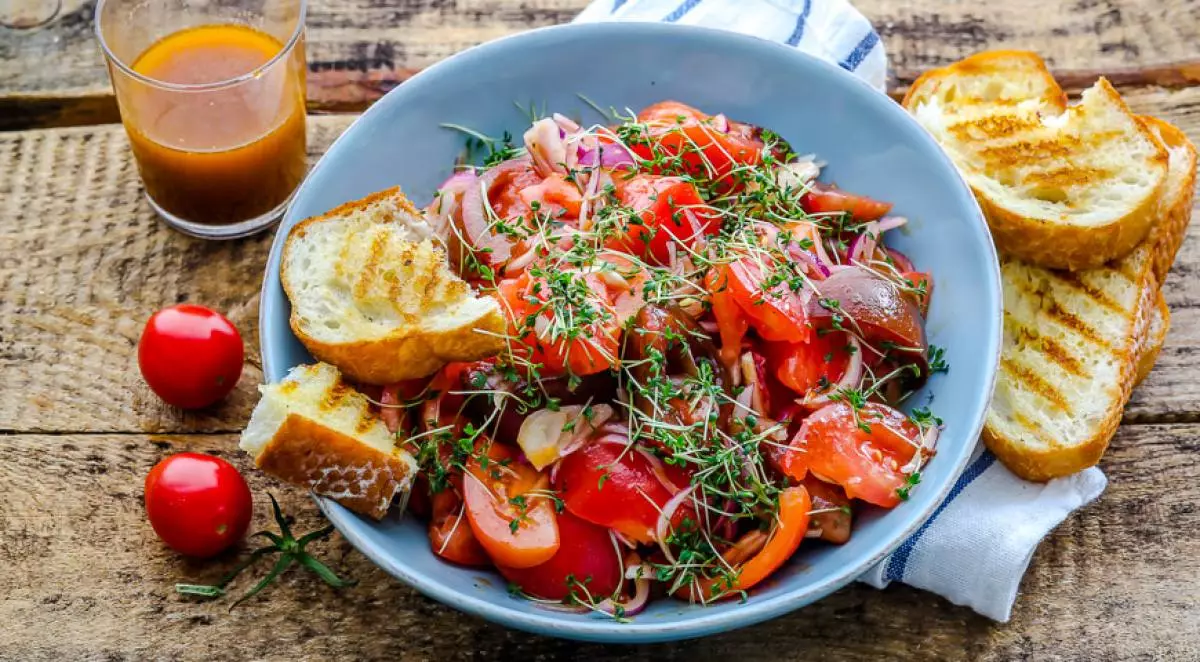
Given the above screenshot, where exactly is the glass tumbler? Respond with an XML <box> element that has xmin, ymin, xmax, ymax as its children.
<box><xmin>96</xmin><ymin>0</ymin><xmax>308</xmax><ymax>239</ymax></box>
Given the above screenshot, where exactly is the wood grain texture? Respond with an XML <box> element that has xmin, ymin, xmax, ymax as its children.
<box><xmin>4</xmin><ymin>0</ymin><xmax>1200</xmax><ymax>129</ymax></box>
<box><xmin>2</xmin><ymin>423</ymin><xmax>1197</xmax><ymax>660</ymax></box>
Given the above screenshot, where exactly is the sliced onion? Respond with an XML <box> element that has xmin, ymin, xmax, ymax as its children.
<box><xmin>635</xmin><ymin>447</ymin><xmax>682</xmax><ymax>496</ymax></box>
<box><xmin>709</xmin><ymin>113</ymin><xmax>729</xmax><ymax>133</ymax></box>
<box><xmin>595</xmin><ymin>570</ymin><xmax>652</xmax><ymax>617</ymax></box>
<box><xmin>428</xmin><ymin>170</ymin><xmax>477</xmax><ymax>239</ymax></box>
<box><xmin>900</xmin><ymin>423</ymin><xmax>941</xmax><ymax>475</ymax></box>
<box><xmin>577</xmin><ymin>143</ymin><xmax>637</xmax><ymax>170</ymax></box>
<box><xmin>458</xmin><ymin>158</ymin><xmax>531</xmax><ymax>266</ymax></box>
<box><xmin>847</xmin><ymin>221</ymin><xmax>879</xmax><ymax>264</ymax></box>
<box><xmin>524</xmin><ymin>118</ymin><xmax>568</xmax><ymax>177</ymax></box>
<box><xmin>875</xmin><ymin>215</ymin><xmax>908</xmax><ymax>233</ymax></box>
<box><xmin>800</xmin><ymin>336</ymin><xmax>864</xmax><ymax>408</ymax></box>
<box><xmin>553</xmin><ymin>112</ymin><xmax>581</xmax><ymax>134</ymax></box>
<box><xmin>655</xmin><ymin>484</ymin><xmax>697</xmax><ymax>563</ymax></box>
<box><xmin>516</xmin><ymin>404</ymin><xmax>614</xmax><ymax>470</ymax></box>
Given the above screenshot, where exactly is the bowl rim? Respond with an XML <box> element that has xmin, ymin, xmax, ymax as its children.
<box><xmin>259</xmin><ymin>20</ymin><xmax>1001</xmax><ymax>643</ymax></box>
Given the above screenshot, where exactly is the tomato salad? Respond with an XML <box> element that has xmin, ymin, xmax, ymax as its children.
<box><xmin>384</xmin><ymin>101</ymin><xmax>944</xmax><ymax>618</ymax></box>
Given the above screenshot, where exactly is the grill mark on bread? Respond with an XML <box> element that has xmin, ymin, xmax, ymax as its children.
<box><xmin>1042</xmin><ymin>301</ymin><xmax>1111</xmax><ymax>350</ymax></box>
<box><xmin>1000</xmin><ymin>358</ymin><xmax>1072</xmax><ymax>414</ymax></box>
<box><xmin>1010</xmin><ymin>410</ymin><xmax>1058</xmax><ymax>447</ymax></box>
<box><xmin>1054</xmin><ymin>272</ymin><xmax>1125</xmax><ymax>314</ymax></box>
<box><xmin>948</xmin><ymin>114</ymin><xmax>1040</xmax><ymax>141</ymax></box>
<box><xmin>1022</xmin><ymin>166</ymin><xmax>1111</xmax><ymax>188</ymax></box>
<box><xmin>354</xmin><ymin>230</ymin><xmax>388</xmax><ymax>301</ymax></box>
<box><xmin>1002</xmin><ymin>313</ymin><xmax>1088</xmax><ymax>378</ymax></box>
<box><xmin>978</xmin><ymin>137</ymin><xmax>1079</xmax><ymax>163</ymax></box>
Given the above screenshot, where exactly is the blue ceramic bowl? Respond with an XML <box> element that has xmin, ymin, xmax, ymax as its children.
<box><xmin>260</xmin><ymin>22</ymin><xmax>1000</xmax><ymax>643</ymax></box>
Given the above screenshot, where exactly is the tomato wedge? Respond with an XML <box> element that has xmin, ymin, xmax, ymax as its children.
<box><xmin>519</xmin><ymin>172</ymin><xmax>583</xmax><ymax>219</ymax></box>
<box><xmin>768</xmin><ymin>331</ymin><xmax>852</xmax><ymax>397</ymax></box>
<box><xmin>902</xmin><ymin>271</ymin><xmax>933</xmax><ymax>317</ymax></box>
<box><xmin>555</xmin><ymin>441</ymin><xmax>690</xmax><ymax>544</ymax></box>
<box><xmin>724</xmin><ymin>260</ymin><xmax>811</xmax><ymax>343</ymax></box>
<box><xmin>793</xmin><ymin>402</ymin><xmax>920</xmax><ymax>507</ymax></box>
<box><xmin>705</xmin><ymin>268</ymin><xmax>748</xmax><ymax>367</ymax></box>
<box><xmin>498</xmin><ymin>510</ymin><xmax>622</xmax><ymax>601</ymax></box>
<box><xmin>496</xmin><ymin>272</ymin><xmax>621</xmax><ymax>377</ymax></box>
<box><xmin>463</xmin><ymin>442</ymin><xmax>560</xmax><ymax>568</ymax></box>
<box><xmin>685</xmin><ymin>486</ymin><xmax>811</xmax><ymax>601</ymax></box>
<box><xmin>429</xmin><ymin>479</ymin><xmax>490</xmax><ymax>567</ymax></box>
<box><xmin>607</xmin><ymin>174</ymin><xmax>720</xmax><ymax>265</ymax></box>
<box><xmin>800</xmin><ymin>183</ymin><xmax>892</xmax><ymax>221</ymax></box>
<box><xmin>633</xmin><ymin>101</ymin><xmax>763</xmax><ymax>185</ymax></box>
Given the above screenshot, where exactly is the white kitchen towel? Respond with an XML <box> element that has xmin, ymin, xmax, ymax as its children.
<box><xmin>575</xmin><ymin>0</ymin><xmax>888</xmax><ymax>91</ymax></box>
<box><xmin>575</xmin><ymin>0</ymin><xmax>1110</xmax><ymax>622</ymax></box>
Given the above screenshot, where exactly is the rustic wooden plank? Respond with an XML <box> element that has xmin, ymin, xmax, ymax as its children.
<box><xmin>2</xmin><ymin>84</ymin><xmax>1198</xmax><ymax>435</ymax></box>
<box><xmin>4</xmin><ymin>0</ymin><xmax>1200</xmax><ymax>130</ymax></box>
<box><xmin>1</xmin><ymin>423</ymin><xmax>1196</xmax><ymax>659</ymax></box>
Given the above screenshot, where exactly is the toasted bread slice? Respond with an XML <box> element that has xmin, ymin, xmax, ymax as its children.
<box><xmin>983</xmin><ymin>249</ymin><xmax>1157</xmax><ymax>481</ymax></box>
<box><xmin>241</xmin><ymin>362</ymin><xmax>416</xmax><ymax>519</ymax></box>
<box><xmin>1133</xmin><ymin>290</ymin><xmax>1170</xmax><ymax>388</ymax></box>
<box><xmin>907</xmin><ymin>72</ymin><xmax>1169</xmax><ymax>270</ymax></box>
<box><xmin>283</xmin><ymin>187</ymin><xmax>506</xmax><ymax>384</ymax></box>
<box><xmin>902</xmin><ymin>50</ymin><xmax>1066</xmax><ymax>113</ymax></box>
<box><xmin>1138</xmin><ymin>116</ymin><xmax>1198</xmax><ymax>284</ymax></box>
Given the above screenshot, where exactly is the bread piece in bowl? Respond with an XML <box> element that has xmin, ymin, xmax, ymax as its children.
<box><xmin>283</xmin><ymin>187</ymin><xmax>506</xmax><ymax>384</ymax></box>
<box><xmin>241</xmin><ymin>362</ymin><xmax>416</xmax><ymax>519</ymax></box>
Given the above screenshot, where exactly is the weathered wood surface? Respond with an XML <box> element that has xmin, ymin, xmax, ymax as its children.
<box><xmin>2</xmin><ymin>423</ymin><xmax>1197</xmax><ymax>660</ymax></box>
<box><xmin>3</xmin><ymin>0</ymin><xmax>1200</xmax><ymax>129</ymax></box>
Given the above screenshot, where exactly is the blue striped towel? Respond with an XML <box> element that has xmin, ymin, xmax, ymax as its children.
<box><xmin>576</xmin><ymin>0</ymin><xmax>1108</xmax><ymax>622</ymax></box>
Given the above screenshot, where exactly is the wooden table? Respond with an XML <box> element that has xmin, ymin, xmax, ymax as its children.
<box><xmin>2</xmin><ymin>1</ymin><xmax>1199</xmax><ymax>659</ymax></box>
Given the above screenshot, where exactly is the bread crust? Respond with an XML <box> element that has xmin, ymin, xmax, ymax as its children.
<box><xmin>1133</xmin><ymin>290</ymin><xmax>1170</xmax><ymax>388</ymax></box>
<box><xmin>901</xmin><ymin>50</ymin><xmax>1067</xmax><ymax>113</ymax></box>
<box><xmin>255</xmin><ymin>413</ymin><xmax>414</xmax><ymax>519</ymax></box>
<box><xmin>281</xmin><ymin>186</ymin><xmax>506</xmax><ymax>384</ymax></box>
<box><xmin>1138</xmin><ymin>116</ymin><xmax>1197</xmax><ymax>284</ymax></box>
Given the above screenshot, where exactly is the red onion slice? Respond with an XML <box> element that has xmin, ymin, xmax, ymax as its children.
<box><xmin>883</xmin><ymin>247</ymin><xmax>916</xmax><ymax>273</ymax></box>
<box><xmin>577</xmin><ymin>143</ymin><xmax>637</xmax><ymax>170</ymax></box>
<box><xmin>655</xmin><ymin>484</ymin><xmax>697</xmax><ymax>562</ymax></box>
<box><xmin>524</xmin><ymin>118</ymin><xmax>568</xmax><ymax>177</ymax></box>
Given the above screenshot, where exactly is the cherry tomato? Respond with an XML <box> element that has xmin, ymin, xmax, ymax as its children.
<box><xmin>768</xmin><ymin>331</ymin><xmax>852</xmax><ymax>397</ymax></box>
<box><xmin>555</xmin><ymin>441</ymin><xmax>690</xmax><ymax>544</ymax></box>
<box><xmin>608</xmin><ymin>175</ymin><xmax>720</xmax><ymax>265</ymax></box>
<box><xmin>498</xmin><ymin>510</ymin><xmax>622</xmax><ymax>601</ymax></box>
<box><xmin>428</xmin><ymin>479</ymin><xmax>490</xmax><ymax>567</ymax></box>
<box><xmin>800</xmin><ymin>183</ymin><xmax>893</xmax><ymax>221</ymax></box>
<box><xmin>496</xmin><ymin>272</ymin><xmax>621</xmax><ymax>377</ymax></box>
<box><xmin>723</xmin><ymin>260</ymin><xmax>811</xmax><ymax>344</ymax></box>
<box><xmin>144</xmin><ymin>452</ymin><xmax>252</xmax><ymax>558</ymax></box>
<box><xmin>683</xmin><ymin>486</ymin><xmax>810</xmax><ymax>601</ymax></box>
<box><xmin>138</xmin><ymin>304</ymin><xmax>244</xmax><ymax>409</ymax></box>
<box><xmin>463</xmin><ymin>442</ymin><xmax>560</xmax><ymax>569</ymax></box>
<box><xmin>634</xmin><ymin>101</ymin><xmax>763</xmax><ymax>186</ymax></box>
<box><xmin>793</xmin><ymin>402</ymin><xmax>920</xmax><ymax>507</ymax></box>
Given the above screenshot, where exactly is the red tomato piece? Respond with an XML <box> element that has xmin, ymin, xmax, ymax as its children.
<box><xmin>429</xmin><ymin>479</ymin><xmax>490</xmax><ymax>567</ymax></box>
<box><xmin>768</xmin><ymin>331</ymin><xmax>852</xmax><ymax>397</ymax></box>
<box><xmin>633</xmin><ymin>101</ymin><xmax>763</xmax><ymax>186</ymax></box>
<box><xmin>379</xmin><ymin>378</ymin><xmax>426</xmax><ymax>435</ymax></box>
<box><xmin>519</xmin><ymin>173</ymin><xmax>583</xmax><ymax>219</ymax></box>
<box><xmin>705</xmin><ymin>268</ymin><xmax>749</xmax><ymax>367</ymax></box>
<box><xmin>495</xmin><ymin>272</ymin><xmax>621</xmax><ymax>377</ymax></box>
<box><xmin>724</xmin><ymin>260</ymin><xmax>811</xmax><ymax>344</ymax></box>
<box><xmin>607</xmin><ymin>174</ymin><xmax>719</xmax><ymax>265</ymax></box>
<box><xmin>144</xmin><ymin>452</ymin><xmax>252</xmax><ymax>558</ymax></box>
<box><xmin>794</xmin><ymin>402</ymin><xmax>920</xmax><ymax>507</ymax></box>
<box><xmin>902</xmin><ymin>271</ymin><xmax>933</xmax><ymax>317</ymax></box>
<box><xmin>498</xmin><ymin>510</ymin><xmax>622</xmax><ymax>601</ymax></box>
<box><xmin>555</xmin><ymin>441</ymin><xmax>689</xmax><ymax>544</ymax></box>
<box><xmin>138</xmin><ymin>304</ymin><xmax>244</xmax><ymax>409</ymax></box>
<box><xmin>487</xmin><ymin>160</ymin><xmax>544</xmax><ymax>221</ymax></box>
<box><xmin>800</xmin><ymin>183</ymin><xmax>893</xmax><ymax>221</ymax></box>
<box><xmin>463</xmin><ymin>443</ymin><xmax>560</xmax><ymax>569</ymax></box>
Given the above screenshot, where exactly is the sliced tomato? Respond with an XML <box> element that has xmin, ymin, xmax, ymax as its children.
<box><xmin>705</xmin><ymin>268</ymin><xmax>748</xmax><ymax>367</ymax></box>
<box><xmin>429</xmin><ymin>479</ymin><xmax>490</xmax><ymax>567</ymax></box>
<box><xmin>902</xmin><ymin>271</ymin><xmax>933</xmax><ymax>317</ymax></box>
<box><xmin>633</xmin><ymin>101</ymin><xmax>763</xmax><ymax>186</ymax></box>
<box><xmin>496</xmin><ymin>272</ymin><xmax>621</xmax><ymax>377</ymax></box>
<box><xmin>606</xmin><ymin>174</ymin><xmax>720</xmax><ymax>265</ymax></box>
<box><xmin>463</xmin><ymin>442</ymin><xmax>560</xmax><ymax>569</ymax></box>
<box><xmin>555</xmin><ymin>441</ymin><xmax>690</xmax><ymax>544</ymax></box>
<box><xmin>724</xmin><ymin>260</ymin><xmax>811</xmax><ymax>343</ymax></box>
<box><xmin>488</xmin><ymin>160</ymin><xmax>545</xmax><ymax>221</ymax></box>
<box><xmin>519</xmin><ymin>172</ymin><xmax>583</xmax><ymax>219</ymax></box>
<box><xmin>685</xmin><ymin>486</ymin><xmax>811</xmax><ymax>601</ymax></box>
<box><xmin>794</xmin><ymin>402</ymin><xmax>920</xmax><ymax>508</ymax></box>
<box><xmin>800</xmin><ymin>183</ymin><xmax>893</xmax><ymax>221</ymax></box>
<box><xmin>768</xmin><ymin>331</ymin><xmax>852</xmax><ymax>397</ymax></box>
<box><xmin>497</xmin><ymin>510</ymin><xmax>622</xmax><ymax>601</ymax></box>
<box><xmin>804</xmin><ymin>477</ymin><xmax>852</xmax><ymax>544</ymax></box>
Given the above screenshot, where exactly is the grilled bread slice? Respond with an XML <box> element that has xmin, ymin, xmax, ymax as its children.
<box><xmin>1133</xmin><ymin>290</ymin><xmax>1170</xmax><ymax>388</ymax></box>
<box><xmin>241</xmin><ymin>362</ymin><xmax>417</xmax><ymax>519</ymax></box>
<box><xmin>902</xmin><ymin>50</ymin><xmax>1066</xmax><ymax>113</ymax></box>
<box><xmin>984</xmin><ymin>253</ymin><xmax>1158</xmax><ymax>481</ymax></box>
<box><xmin>907</xmin><ymin>71</ymin><xmax>1168</xmax><ymax>270</ymax></box>
<box><xmin>1139</xmin><ymin>116</ymin><xmax>1198</xmax><ymax>284</ymax></box>
<box><xmin>283</xmin><ymin>187</ymin><xmax>506</xmax><ymax>384</ymax></box>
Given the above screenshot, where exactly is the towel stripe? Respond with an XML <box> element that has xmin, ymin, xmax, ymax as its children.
<box><xmin>662</xmin><ymin>0</ymin><xmax>703</xmax><ymax>22</ymax></box>
<box><xmin>884</xmin><ymin>451</ymin><xmax>998</xmax><ymax>582</ymax></box>
<box><xmin>838</xmin><ymin>30</ymin><xmax>879</xmax><ymax>71</ymax></box>
<box><xmin>784</xmin><ymin>0</ymin><xmax>813</xmax><ymax>46</ymax></box>
<box><xmin>612</xmin><ymin>0</ymin><xmax>628</xmax><ymax>10</ymax></box>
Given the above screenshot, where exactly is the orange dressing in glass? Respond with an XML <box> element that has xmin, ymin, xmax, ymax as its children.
<box><xmin>124</xmin><ymin>24</ymin><xmax>306</xmax><ymax>224</ymax></box>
